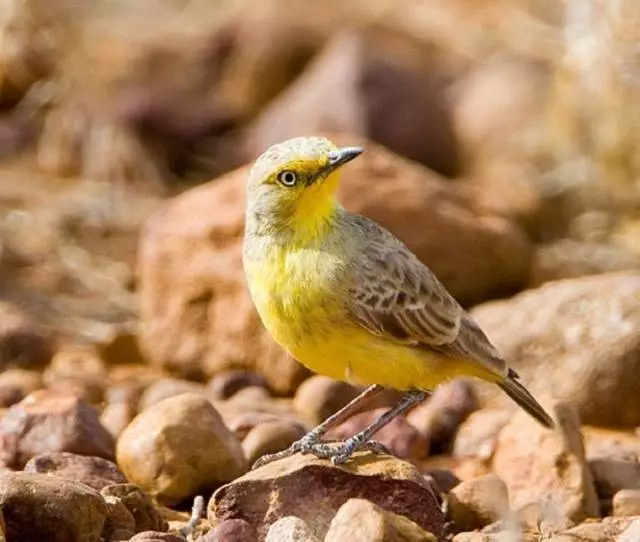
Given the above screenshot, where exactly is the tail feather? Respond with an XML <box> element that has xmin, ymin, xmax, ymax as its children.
<box><xmin>498</xmin><ymin>371</ymin><xmax>555</xmax><ymax>428</ymax></box>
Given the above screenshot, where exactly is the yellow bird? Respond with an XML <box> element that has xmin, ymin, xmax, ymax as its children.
<box><xmin>243</xmin><ymin>136</ymin><xmax>553</xmax><ymax>467</ymax></box>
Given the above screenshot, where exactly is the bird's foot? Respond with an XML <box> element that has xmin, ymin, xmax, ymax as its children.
<box><xmin>252</xmin><ymin>430</ymin><xmax>323</xmax><ymax>470</ymax></box>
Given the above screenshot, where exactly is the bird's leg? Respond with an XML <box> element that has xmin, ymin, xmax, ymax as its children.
<box><xmin>305</xmin><ymin>389</ymin><xmax>429</xmax><ymax>465</ymax></box>
<box><xmin>252</xmin><ymin>384</ymin><xmax>385</xmax><ymax>469</ymax></box>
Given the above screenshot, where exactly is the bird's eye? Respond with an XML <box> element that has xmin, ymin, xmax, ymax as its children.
<box><xmin>277</xmin><ymin>170</ymin><xmax>298</xmax><ymax>187</ymax></box>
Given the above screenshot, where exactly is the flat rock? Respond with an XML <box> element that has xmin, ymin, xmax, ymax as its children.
<box><xmin>209</xmin><ymin>451</ymin><xmax>444</xmax><ymax>540</ymax></box>
<box><xmin>447</xmin><ymin>473</ymin><xmax>510</xmax><ymax>532</ymax></box>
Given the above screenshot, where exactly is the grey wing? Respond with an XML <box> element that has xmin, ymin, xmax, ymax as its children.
<box><xmin>344</xmin><ymin>219</ymin><xmax>506</xmax><ymax>377</ymax></box>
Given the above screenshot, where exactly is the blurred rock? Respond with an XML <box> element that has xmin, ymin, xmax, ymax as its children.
<box><xmin>453</xmin><ymin>534</ymin><xmax>538</xmax><ymax>542</ymax></box>
<box><xmin>293</xmin><ymin>375</ymin><xmax>360</xmax><ymax>426</ymax></box>
<box><xmin>265</xmin><ymin>516</ymin><xmax>320</xmax><ymax>542</ymax></box>
<box><xmin>425</xmin><ymin>469</ymin><xmax>461</xmax><ymax>495</ymax></box>
<box><xmin>447</xmin><ymin>474</ymin><xmax>510</xmax><ymax>532</ymax></box>
<box><xmin>101</xmin><ymin>483</ymin><xmax>167</xmax><ymax>533</ymax></box>
<box><xmin>247</xmin><ymin>26</ymin><xmax>463</xmax><ymax>177</ymax></box>
<box><xmin>493</xmin><ymin>401</ymin><xmax>599</xmax><ymax>522</ymax></box>
<box><xmin>208</xmin><ymin>370</ymin><xmax>270</xmax><ymax>400</ymax></box>
<box><xmin>589</xmin><ymin>457</ymin><xmax>640</xmax><ymax>501</ymax></box>
<box><xmin>472</xmin><ymin>271</ymin><xmax>640</xmax><ymax>426</ymax></box>
<box><xmin>0</xmin><ymin>300</ymin><xmax>54</xmax><ymax>369</ymax></box>
<box><xmin>24</xmin><ymin>452</ymin><xmax>126</xmax><ymax>490</ymax></box>
<box><xmin>102</xmin><ymin>494</ymin><xmax>136</xmax><ymax>541</ymax></box>
<box><xmin>453</xmin><ymin>458</ymin><xmax>493</xmax><ymax>482</ymax></box>
<box><xmin>453</xmin><ymin>409</ymin><xmax>511</xmax><ymax>460</ymax></box>
<box><xmin>619</xmin><ymin>520</ymin><xmax>640</xmax><ymax>542</ymax></box>
<box><xmin>325</xmin><ymin>498</ymin><xmax>437</xmax><ymax>541</ymax></box>
<box><xmin>210</xmin><ymin>451</ymin><xmax>444</xmax><ymax>540</ymax></box>
<box><xmin>128</xmin><ymin>533</ymin><xmax>185</xmax><ymax>542</ymax></box>
<box><xmin>116</xmin><ymin>393</ymin><xmax>246</xmax><ymax>505</ymax></box>
<box><xmin>201</xmin><ymin>518</ymin><xmax>258</xmax><ymax>542</ymax></box>
<box><xmin>95</xmin><ymin>328</ymin><xmax>145</xmax><ymax>366</ymax></box>
<box><xmin>242</xmin><ymin>418</ymin><xmax>306</xmax><ymax>465</ymax></box>
<box><xmin>613</xmin><ymin>490</ymin><xmax>640</xmax><ymax>517</ymax></box>
<box><xmin>0</xmin><ymin>389</ymin><xmax>115</xmax><ymax>468</ymax></box>
<box><xmin>139</xmin><ymin>378</ymin><xmax>209</xmax><ymax>411</ymax></box>
<box><xmin>406</xmin><ymin>380</ymin><xmax>478</xmax><ymax>454</ymax></box>
<box><xmin>225</xmin><ymin>411</ymin><xmax>295</xmax><ymax>441</ymax></box>
<box><xmin>550</xmin><ymin>518</ymin><xmax>635</xmax><ymax>542</ymax></box>
<box><xmin>516</xmin><ymin>500</ymin><xmax>574</xmax><ymax>536</ymax></box>
<box><xmin>327</xmin><ymin>407</ymin><xmax>429</xmax><ymax>461</ymax></box>
<box><xmin>101</xmin><ymin>402</ymin><xmax>137</xmax><ymax>440</ymax></box>
<box><xmin>0</xmin><ymin>471</ymin><xmax>107</xmax><ymax>542</ymax></box>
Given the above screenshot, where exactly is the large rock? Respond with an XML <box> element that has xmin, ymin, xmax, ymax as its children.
<box><xmin>493</xmin><ymin>401</ymin><xmax>600</xmax><ymax>522</ymax></box>
<box><xmin>0</xmin><ymin>471</ymin><xmax>107</xmax><ymax>542</ymax></box>
<box><xmin>116</xmin><ymin>393</ymin><xmax>246</xmax><ymax>505</ymax></box>
<box><xmin>138</xmin><ymin>139</ymin><xmax>532</xmax><ymax>389</ymax></box>
<box><xmin>209</xmin><ymin>452</ymin><xmax>444</xmax><ymax>540</ymax></box>
<box><xmin>447</xmin><ymin>474</ymin><xmax>510</xmax><ymax>532</ymax></box>
<box><xmin>265</xmin><ymin>516</ymin><xmax>321</xmax><ymax>542</ymax></box>
<box><xmin>471</xmin><ymin>272</ymin><xmax>640</xmax><ymax>427</ymax></box>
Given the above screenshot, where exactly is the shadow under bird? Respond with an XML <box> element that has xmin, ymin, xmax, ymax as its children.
<box><xmin>242</xmin><ymin>136</ymin><xmax>554</xmax><ymax>468</ymax></box>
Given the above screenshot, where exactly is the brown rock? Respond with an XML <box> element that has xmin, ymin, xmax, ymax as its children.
<box><xmin>139</xmin><ymin>378</ymin><xmax>209</xmax><ymax>411</ymax></box>
<box><xmin>516</xmin><ymin>500</ymin><xmax>574</xmax><ymax>536</ymax></box>
<box><xmin>102</xmin><ymin>495</ymin><xmax>137</xmax><ymax>540</ymax></box>
<box><xmin>209</xmin><ymin>451</ymin><xmax>444</xmax><ymax>540</ymax></box>
<box><xmin>209</xmin><ymin>370</ymin><xmax>270</xmax><ymax>400</ymax></box>
<box><xmin>407</xmin><ymin>380</ymin><xmax>478</xmax><ymax>454</ymax></box>
<box><xmin>96</xmin><ymin>328</ymin><xmax>146</xmax><ymax>366</ymax></box>
<box><xmin>242</xmin><ymin>419</ymin><xmax>306</xmax><ymax>465</ymax></box>
<box><xmin>0</xmin><ymin>471</ymin><xmax>107</xmax><ymax>542</ymax></box>
<box><xmin>265</xmin><ymin>516</ymin><xmax>321</xmax><ymax>542</ymax></box>
<box><xmin>0</xmin><ymin>301</ymin><xmax>53</xmax><ymax>369</ymax></box>
<box><xmin>107</xmin><ymin>529</ymin><xmax>136</xmax><ymax>541</ymax></box>
<box><xmin>138</xmin><ymin>139</ymin><xmax>531</xmax><ymax>389</ymax></box>
<box><xmin>226</xmin><ymin>411</ymin><xmax>295</xmax><ymax>441</ymax></box>
<box><xmin>101</xmin><ymin>483</ymin><xmax>167</xmax><ymax>533</ymax></box>
<box><xmin>493</xmin><ymin>401</ymin><xmax>600</xmax><ymax>522</ymax></box>
<box><xmin>447</xmin><ymin>474</ymin><xmax>510</xmax><ymax>531</ymax></box>
<box><xmin>453</xmin><ymin>534</ymin><xmax>538</xmax><ymax>542</ymax></box>
<box><xmin>425</xmin><ymin>469</ymin><xmax>460</xmax><ymax>495</ymax></box>
<box><xmin>293</xmin><ymin>375</ymin><xmax>360</xmax><ymax>426</ymax></box>
<box><xmin>549</xmin><ymin>520</ymin><xmax>625</xmax><ymax>542</ymax></box>
<box><xmin>325</xmin><ymin>498</ymin><xmax>437</xmax><ymax>541</ymax></box>
<box><xmin>328</xmin><ymin>407</ymin><xmax>429</xmax><ymax>461</ymax></box>
<box><xmin>128</xmin><ymin>533</ymin><xmax>185</xmax><ymax>542</ymax></box>
<box><xmin>613</xmin><ymin>490</ymin><xmax>640</xmax><ymax>517</ymax></box>
<box><xmin>101</xmin><ymin>402</ymin><xmax>137</xmax><ymax>439</ymax></box>
<box><xmin>453</xmin><ymin>409</ymin><xmax>511</xmax><ymax>460</ymax></box>
<box><xmin>116</xmin><ymin>393</ymin><xmax>246</xmax><ymax>505</ymax></box>
<box><xmin>24</xmin><ymin>452</ymin><xmax>126</xmax><ymax>490</ymax></box>
<box><xmin>471</xmin><ymin>272</ymin><xmax>640</xmax><ymax>426</ymax></box>
<box><xmin>0</xmin><ymin>389</ymin><xmax>115</xmax><ymax>468</ymax></box>
<box><xmin>201</xmin><ymin>518</ymin><xmax>258</xmax><ymax>541</ymax></box>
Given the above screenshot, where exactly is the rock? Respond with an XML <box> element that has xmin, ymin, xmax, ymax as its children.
<box><xmin>618</xmin><ymin>520</ymin><xmax>640</xmax><ymax>542</ymax></box>
<box><xmin>613</xmin><ymin>490</ymin><xmax>640</xmax><ymax>517</ymax></box>
<box><xmin>425</xmin><ymin>469</ymin><xmax>460</xmax><ymax>495</ymax></box>
<box><xmin>0</xmin><ymin>301</ymin><xmax>54</xmax><ymax>369</ymax></box>
<box><xmin>406</xmin><ymin>380</ymin><xmax>478</xmax><ymax>454</ymax></box>
<box><xmin>139</xmin><ymin>378</ymin><xmax>209</xmax><ymax>411</ymax></box>
<box><xmin>550</xmin><ymin>520</ymin><xmax>627</xmax><ymax>542</ymax></box>
<box><xmin>116</xmin><ymin>393</ymin><xmax>246</xmax><ymax>505</ymax></box>
<box><xmin>265</xmin><ymin>516</ymin><xmax>321</xmax><ymax>542</ymax></box>
<box><xmin>101</xmin><ymin>483</ymin><xmax>167</xmax><ymax>533</ymax></box>
<box><xmin>102</xmin><ymin>495</ymin><xmax>136</xmax><ymax>540</ymax></box>
<box><xmin>0</xmin><ymin>389</ymin><xmax>115</xmax><ymax>468</ymax></box>
<box><xmin>247</xmin><ymin>26</ymin><xmax>463</xmax><ymax>177</ymax></box>
<box><xmin>226</xmin><ymin>411</ymin><xmax>296</xmax><ymax>441</ymax></box>
<box><xmin>471</xmin><ymin>272</ymin><xmax>640</xmax><ymax>426</ymax></box>
<box><xmin>101</xmin><ymin>402</ymin><xmax>137</xmax><ymax>439</ymax></box>
<box><xmin>201</xmin><ymin>518</ymin><xmax>259</xmax><ymax>541</ymax></box>
<box><xmin>453</xmin><ymin>410</ymin><xmax>511</xmax><ymax>460</ymax></box>
<box><xmin>0</xmin><ymin>471</ymin><xmax>107</xmax><ymax>542</ymax></box>
<box><xmin>325</xmin><ymin>498</ymin><xmax>437</xmax><ymax>541</ymax></box>
<box><xmin>493</xmin><ymin>401</ymin><xmax>599</xmax><ymax>522</ymax></box>
<box><xmin>138</xmin><ymin>139</ymin><xmax>532</xmax><ymax>389</ymax></box>
<box><xmin>453</xmin><ymin>534</ymin><xmax>538</xmax><ymax>542</ymax></box>
<box><xmin>24</xmin><ymin>452</ymin><xmax>126</xmax><ymax>490</ymax></box>
<box><xmin>95</xmin><ymin>328</ymin><xmax>146</xmax><ymax>366</ymax></box>
<box><xmin>453</xmin><ymin>458</ymin><xmax>493</xmax><ymax>482</ymax></box>
<box><xmin>242</xmin><ymin>419</ymin><xmax>306</xmax><ymax>465</ymax></box>
<box><xmin>209</xmin><ymin>451</ymin><xmax>444</xmax><ymax>540</ymax></box>
<box><xmin>293</xmin><ymin>376</ymin><xmax>360</xmax><ymax>426</ymax></box>
<box><xmin>209</xmin><ymin>370</ymin><xmax>271</xmax><ymax>400</ymax></box>
<box><xmin>447</xmin><ymin>474</ymin><xmax>510</xmax><ymax>532</ymax></box>
<box><xmin>327</xmin><ymin>407</ymin><xmax>429</xmax><ymax>461</ymax></box>
<box><xmin>516</xmin><ymin>500</ymin><xmax>574</xmax><ymax>536</ymax></box>
<box><xmin>128</xmin><ymin>533</ymin><xmax>186</xmax><ymax>542</ymax></box>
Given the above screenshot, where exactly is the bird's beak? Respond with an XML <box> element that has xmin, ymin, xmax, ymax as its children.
<box><xmin>310</xmin><ymin>146</ymin><xmax>364</xmax><ymax>185</ymax></box>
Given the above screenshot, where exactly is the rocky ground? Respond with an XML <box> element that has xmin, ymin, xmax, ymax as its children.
<box><xmin>0</xmin><ymin>0</ymin><xmax>640</xmax><ymax>541</ymax></box>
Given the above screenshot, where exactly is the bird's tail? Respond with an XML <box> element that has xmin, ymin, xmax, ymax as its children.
<box><xmin>498</xmin><ymin>369</ymin><xmax>555</xmax><ymax>428</ymax></box>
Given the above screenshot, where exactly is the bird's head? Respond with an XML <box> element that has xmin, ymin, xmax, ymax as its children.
<box><xmin>245</xmin><ymin>136</ymin><xmax>363</xmax><ymax>238</ymax></box>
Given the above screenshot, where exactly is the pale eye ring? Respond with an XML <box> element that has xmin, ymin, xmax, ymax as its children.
<box><xmin>277</xmin><ymin>170</ymin><xmax>298</xmax><ymax>187</ymax></box>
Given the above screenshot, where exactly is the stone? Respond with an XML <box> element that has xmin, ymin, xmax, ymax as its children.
<box><xmin>471</xmin><ymin>272</ymin><xmax>640</xmax><ymax>426</ymax></box>
<box><xmin>138</xmin><ymin>138</ymin><xmax>532</xmax><ymax>389</ymax></box>
<box><xmin>0</xmin><ymin>389</ymin><xmax>115</xmax><ymax>468</ymax></box>
<box><xmin>102</xmin><ymin>495</ymin><xmax>137</xmax><ymax>540</ymax></box>
<box><xmin>128</xmin><ymin>533</ymin><xmax>186</xmax><ymax>542</ymax></box>
<box><xmin>209</xmin><ymin>370</ymin><xmax>271</xmax><ymax>400</ymax></box>
<box><xmin>516</xmin><ymin>500</ymin><xmax>574</xmax><ymax>536</ymax></box>
<box><xmin>613</xmin><ymin>490</ymin><xmax>640</xmax><ymax>517</ymax></box>
<box><xmin>549</xmin><ymin>520</ymin><xmax>626</xmax><ymax>542</ymax></box>
<box><xmin>101</xmin><ymin>483</ymin><xmax>167</xmax><ymax>533</ymax></box>
<box><xmin>0</xmin><ymin>471</ymin><xmax>107</xmax><ymax>542</ymax></box>
<box><xmin>493</xmin><ymin>401</ymin><xmax>599</xmax><ymax>522</ymax></box>
<box><xmin>95</xmin><ymin>328</ymin><xmax>146</xmax><ymax>366</ymax></box>
<box><xmin>293</xmin><ymin>375</ymin><xmax>360</xmax><ymax>426</ymax></box>
<box><xmin>101</xmin><ymin>402</ymin><xmax>137</xmax><ymax>440</ymax></box>
<box><xmin>201</xmin><ymin>518</ymin><xmax>258</xmax><ymax>541</ymax></box>
<box><xmin>325</xmin><ymin>498</ymin><xmax>437</xmax><ymax>541</ymax></box>
<box><xmin>226</xmin><ymin>411</ymin><xmax>296</xmax><ymax>441</ymax></box>
<box><xmin>447</xmin><ymin>474</ymin><xmax>510</xmax><ymax>532</ymax></box>
<box><xmin>242</xmin><ymin>419</ymin><xmax>306</xmax><ymax>465</ymax></box>
<box><xmin>209</xmin><ymin>451</ymin><xmax>444</xmax><ymax>540</ymax></box>
<box><xmin>453</xmin><ymin>409</ymin><xmax>511</xmax><ymax>460</ymax></box>
<box><xmin>265</xmin><ymin>516</ymin><xmax>321</xmax><ymax>542</ymax></box>
<box><xmin>406</xmin><ymin>380</ymin><xmax>478</xmax><ymax>454</ymax></box>
<box><xmin>116</xmin><ymin>393</ymin><xmax>246</xmax><ymax>505</ymax></box>
<box><xmin>24</xmin><ymin>452</ymin><xmax>126</xmax><ymax>490</ymax></box>
<box><xmin>139</xmin><ymin>378</ymin><xmax>209</xmax><ymax>411</ymax></box>
<box><xmin>0</xmin><ymin>301</ymin><xmax>53</xmax><ymax>369</ymax></box>
<box><xmin>453</xmin><ymin>458</ymin><xmax>493</xmax><ymax>482</ymax></box>
<box><xmin>327</xmin><ymin>407</ymin><xmax>429</xmax><ymax>461</ymax></box>
<box><xmin>618</xmin><ymin>520</ymin><xmax>640</xmax><ymax>542</ymax></box>
<box><xmin>453</xmin><ymin>534</ymin><xmax>539</xmax><ymax>542</ymax></box>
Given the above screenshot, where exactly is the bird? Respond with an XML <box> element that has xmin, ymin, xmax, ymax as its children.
<box><xmin>242</xmin><ymin>136</ymin><xmax>554</xmax><ymax>468</ymax></box>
